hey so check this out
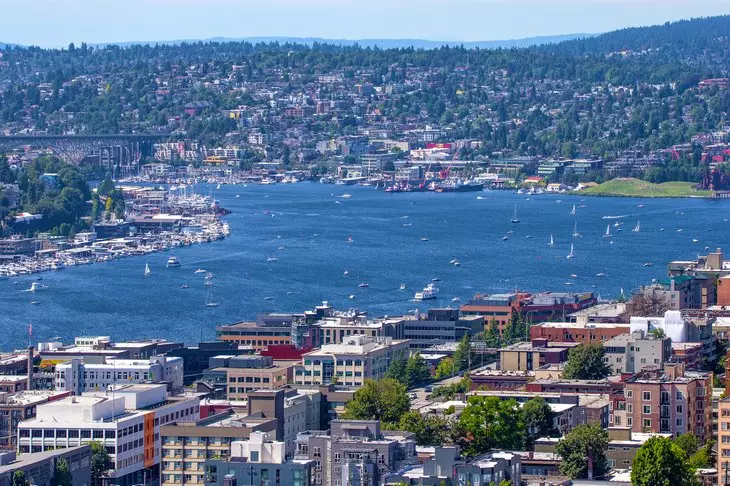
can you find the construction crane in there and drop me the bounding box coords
[440,146,461,180]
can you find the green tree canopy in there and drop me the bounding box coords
[435,357,455,380]
[384,356,408,386]
[405,353,431,387]
[396,410,450,446]
[555,424,609,480]
[343,379,410,425]
[453,334,471,371]
[12,471,28,486]
[523,397,557,450]
[457,396,524,457]
[54,458,73,486]
[631,436,698,486]
[90,440,112,486]
[562,343,610,380]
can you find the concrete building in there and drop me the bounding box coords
[669,247,730,279]
[216,319,293,351]
[204,432,315,486]
[54,356,184,394]
[603,330,671,375]
[630,310,716,366]
[205,355,294,401]
[642,274,715,310]
[0,391,70,451]
[623,364,712,441]
[293,336,410,387]
[17,384,200,486]
[460,293,528,332]
[403,309,483,349]
[498,339,573,372]
[317,312,405,346]
[294,420,416,486]
[0,447,91,486]
[164,342,240,385]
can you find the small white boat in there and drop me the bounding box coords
[339,193,352,199]
[596,272,607,277]
[453,260,461,266]
[572,221,580,238]
[420,237,429,242]
[567,243,575,259]
[144,263,151,277]
[692,239,699,243]
[633,221,641,233]
[502,235,509,241]
[166,256,181,268]
[205,286,219,307]
[548,234,554,247]
[343,270,349,276]
[570,204,576,216]
[399,283,406,290]
[414,283,439,301]
[194,268,207,274]
[30,301,40,305]
[452,297,460,303]
[511,204,520,223]
[349,295,355,299]
[643,262,654,267]
[216,183,221,190]
[604,225,611,238]
[267,257,279,262]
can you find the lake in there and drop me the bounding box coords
[1,183,727,350]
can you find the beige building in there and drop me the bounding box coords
[209,357,295,401]
[603,330,671,375]
[293,335,409,387]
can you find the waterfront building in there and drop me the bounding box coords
[521,292,597,323]
[0,447,91,486]
[669,247,730,278]
[293,335,410,386]
[498,339,574,372]
[204,431,315,486]
[54,356,184,394]
[641,274,715,309]
[18,384,200,486]
[603,330,671,375]
[317,311,405,346]
[529,319,630,344]
[294,420,416,486]
[38,337,181,365]
[623,363,712,441]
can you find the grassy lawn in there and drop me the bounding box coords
[579,178,712,198]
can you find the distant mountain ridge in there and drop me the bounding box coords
[96,33,595,50]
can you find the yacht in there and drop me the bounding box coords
[604,225,611,238]
[572,221,581,238]
[204,286,219,307]
[144,263,151,277]
[166,256,181,268]
[511,204,520,223]
[414,283,439,301]
[570,204,576,216]
[633,221,641,233]
[567,243,575,259]
[548,234,554,247]
[24,282,44,292]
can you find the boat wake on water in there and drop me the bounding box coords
[602,215,628,220]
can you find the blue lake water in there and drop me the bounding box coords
[1,183,728,349]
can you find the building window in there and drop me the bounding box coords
[643,418,652,429]
[626,390,633,398]
[643,392,651,401]
[643,405,651,415]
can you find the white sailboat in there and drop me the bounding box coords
[567,243,575,259]
[572,220,580,238]
[570,204,576,215]
[216,183,221,190]
[633,221,641,233]
[604,224,611,238]
[548,234,554,247]
[144,263,151,277]
[205,285,219,307]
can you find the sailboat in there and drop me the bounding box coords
[511,204,520,223]
[604,225,611,238]
[144,263,151,277]
[572,220,580,238]
[548,234,554,247]
[633,221,641,233]
[216,183,221,190]
[570,204,576,216]
[205,285,219,307]
[567,243,575,259]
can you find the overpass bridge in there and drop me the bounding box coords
[0,134,171,174]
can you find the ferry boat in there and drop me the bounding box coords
[414,283,439,301]
[166,256,181,268]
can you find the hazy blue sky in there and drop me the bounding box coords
[4,0,730,47]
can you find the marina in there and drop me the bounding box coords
[0,182,729,349]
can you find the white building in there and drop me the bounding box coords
[18,384,199,485]
[231,431,285,463]
[630,310,687,342]
[55,356,184,394]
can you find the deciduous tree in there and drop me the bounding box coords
[343,379,410,425]
[562,343,610,380]
[631,436,697,486]
[555,424,609,480]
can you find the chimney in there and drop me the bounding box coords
[26,346,34,391]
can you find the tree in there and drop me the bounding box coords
[628,292,673,317]
[405,353,430,387]
[54,458,73,486]
[453,334,471,371]
[90,441,112,486]
[523,397,557,450]
[385,357,407,385]
[435,357,455,380]
[631,436,697,486]
[562,343,610,380]
[555,424,608,479]
[12,471,28,486]
[396,410,449,446]
[343,379,410,425]
[457,396,524,457]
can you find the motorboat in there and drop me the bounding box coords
[358,283,369,288]
[414,283,439,301]
[195,268,207,274]
[166,256,181,268]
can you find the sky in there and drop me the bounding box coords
[4,0,730,47]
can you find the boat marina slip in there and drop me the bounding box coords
[1,182,729,349]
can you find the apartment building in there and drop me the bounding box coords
[603,330,671,375]
[460,293,528,332]
[294,420,416,486]
[498,339,573,372]
[216,320,293,351]
[17,384,200,486]
[403,309,483,349]
[529,320,630,344]
[293,335,410,386]
[205,431,315,486]
[318,313,405,346]
[623,364,712,442]
[54,356,184,394]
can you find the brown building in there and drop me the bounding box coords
[460,293,529,332]
[498,339,573,372]
[215,357,295,401]
[216,321,292,351]
[624,363,712,442]
[529,320,630,344]
[468,369,534,391]
[718,276,730,308]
